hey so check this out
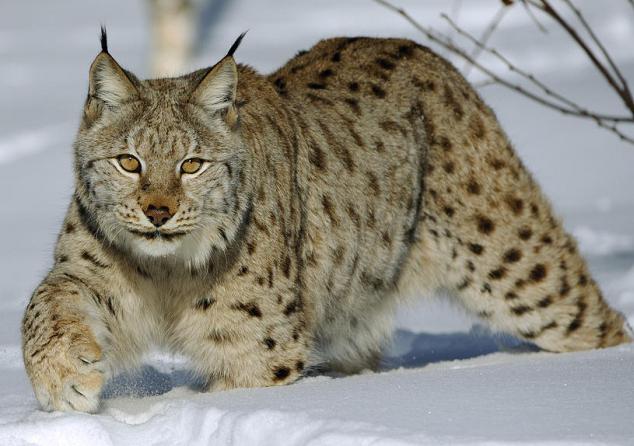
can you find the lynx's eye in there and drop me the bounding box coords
[181,158,203,174]
[117,154,141,173]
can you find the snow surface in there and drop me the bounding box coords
[1,1,634,445]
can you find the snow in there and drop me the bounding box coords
[1,0,634,444]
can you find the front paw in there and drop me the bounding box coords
[24,326,105,413]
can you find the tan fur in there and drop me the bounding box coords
[22,37,631,412]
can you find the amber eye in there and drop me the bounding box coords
[181,158,203,175]
[117,154,141,173]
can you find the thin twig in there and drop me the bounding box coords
[561,0,633,108]
[528,0,634,115]
[520,0,548,33]
[442,13,632,123]
[463,6,508,77]
[372,0,634,145]
[473,79,498,88]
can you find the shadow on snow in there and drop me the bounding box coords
[101,325,537,399]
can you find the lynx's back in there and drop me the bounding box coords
[260,37,630,367]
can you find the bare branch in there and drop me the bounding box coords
[442,13,632,123]
[520,0,548,33]
[561,0,633,106]
[473,79,498,89]
[373,0,634,145]
[463,6,508,77]
[529,0,634,116]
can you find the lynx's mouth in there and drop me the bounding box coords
[128,229,189,241]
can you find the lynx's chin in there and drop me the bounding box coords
[124,227,219,268]
[127,232,184,257]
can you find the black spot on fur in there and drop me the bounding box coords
[468,243,484,255]
[348,82,359,92]
[578,274,588,286]
[81,251,109,268]
[264,338,276,349]
[344,97,361,115]
[566,300,587,334]
[307,82,326,90]
[489,158,506,170]
[195,297,215,311]
[237,265,249,276]
[467,180,481,195]
[505,291,519,301]
[511,305,532,316]
[505,197,524,215]
[282,255,292,278]
[371,84,386,98]
[396,45,414,58]
[234,302,262,318]
[443,84,464,120]
[376,58,395,70]
[309,141,326,170]
[488,267,507,280]
[438,136,452,151]
[518,227,533,240]
[457,277,471,290]
[319,69,334,78]
[274,77,287,96]
[503,248,522,263]
[477,216,495,234]
[538,296,553,308]
[273,366,290,381]
[321,195,339,227]
[529,264,548,282]
[284,298,300,316]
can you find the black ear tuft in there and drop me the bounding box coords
[226,31,247,58]
[100,25,108,53]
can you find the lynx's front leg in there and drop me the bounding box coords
[22,273,112,412]
[174,281,312,392]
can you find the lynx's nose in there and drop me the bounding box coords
[144,204,174,227]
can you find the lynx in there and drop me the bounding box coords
[22,30,631,412]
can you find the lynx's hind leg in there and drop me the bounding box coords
[404,64,631,352]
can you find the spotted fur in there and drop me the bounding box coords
[22,34,631,413]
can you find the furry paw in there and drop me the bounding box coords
[24,326,105,413]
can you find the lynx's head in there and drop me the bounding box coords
[74,29,250,268]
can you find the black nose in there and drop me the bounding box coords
[143,204,173,227]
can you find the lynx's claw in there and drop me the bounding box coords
[25,326,105,413]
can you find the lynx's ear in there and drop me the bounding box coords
[190,56,238,113]
[87,27,138,107]
[190,33,246,119]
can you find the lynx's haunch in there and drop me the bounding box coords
[22,31,631,412]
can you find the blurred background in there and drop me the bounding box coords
[1,0,633,345]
